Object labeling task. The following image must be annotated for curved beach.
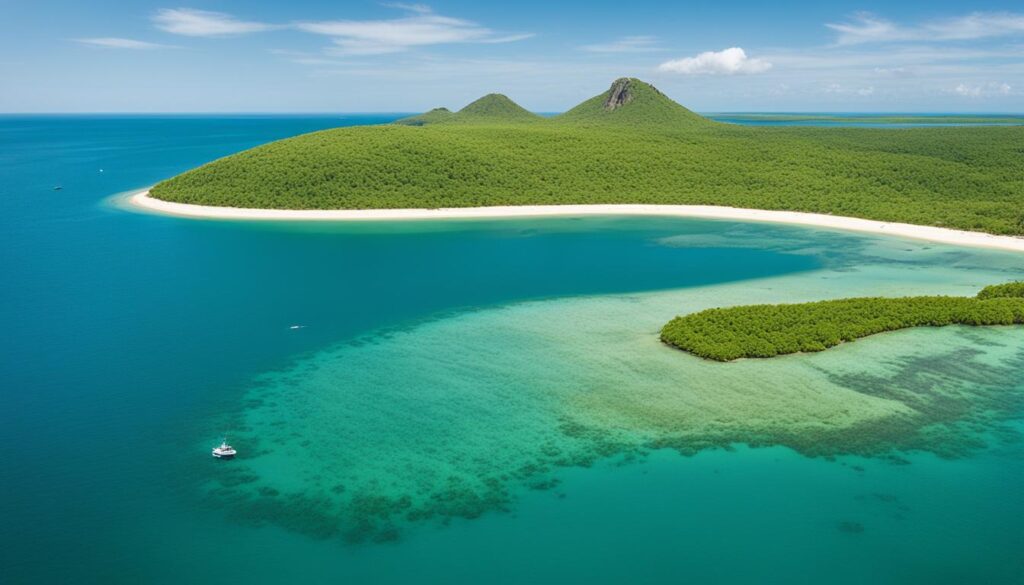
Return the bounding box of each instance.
[129,190,1024,253]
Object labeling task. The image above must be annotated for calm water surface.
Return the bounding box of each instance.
[1,115,1021,584]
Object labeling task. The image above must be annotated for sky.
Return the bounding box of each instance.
[2,0,1023,112]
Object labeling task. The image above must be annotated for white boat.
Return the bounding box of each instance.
[212,440,236,459]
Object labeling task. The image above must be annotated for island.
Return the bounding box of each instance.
[143,78,1024,237]
[660,282,1024,361]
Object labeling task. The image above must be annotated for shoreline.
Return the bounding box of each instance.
[127,190,1024,253]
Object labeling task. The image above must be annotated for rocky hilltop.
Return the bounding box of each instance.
[397,77,711,127]
[603,78,637,111]
[146,77,1023,238]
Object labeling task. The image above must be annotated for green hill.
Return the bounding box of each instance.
[395,107,454,126]
[554,78,710,127]
[459,93,538,120]
[396,93,540,125]
[149,77,1024,235]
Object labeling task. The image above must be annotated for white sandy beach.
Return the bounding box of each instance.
[128,190,1024,253]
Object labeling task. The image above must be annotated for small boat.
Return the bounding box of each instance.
[212,439,236,459]
[53,186,63,191]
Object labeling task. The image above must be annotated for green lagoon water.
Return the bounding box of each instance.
[1,116,1022,584]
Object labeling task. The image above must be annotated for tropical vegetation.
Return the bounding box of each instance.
[976,281,1024,299]
[395,93,541,126]
[151,78,1024,235]
[660,283,1024,361]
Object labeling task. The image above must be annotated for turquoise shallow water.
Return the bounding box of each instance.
[1,115,1022,584]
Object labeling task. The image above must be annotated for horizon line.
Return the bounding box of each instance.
[2,110,1023,116]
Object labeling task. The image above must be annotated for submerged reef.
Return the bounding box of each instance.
[197,313,1024,543]
[189,242,1024,544]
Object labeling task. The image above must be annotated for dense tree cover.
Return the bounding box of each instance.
[395,107,453,126]
[458,94,539,120]
[151,79,1024,235]
[977,281,1024,299]
[660,287,1024,362]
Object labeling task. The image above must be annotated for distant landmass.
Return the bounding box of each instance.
[711,113,1024,125]
[396,93,540,125]
[394,78,709,128]
[150,78,1024,235]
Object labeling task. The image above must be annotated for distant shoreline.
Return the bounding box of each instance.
[128,190,1024,252]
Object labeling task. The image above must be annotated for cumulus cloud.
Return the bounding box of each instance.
[828,11,1024,45]
[579,36,662,53]
[658,47,771,75]
[951,82,1013,97]
[74,37,169,49]
[153,8,276,37]
[954,84,983,97]
[297,11,531,55]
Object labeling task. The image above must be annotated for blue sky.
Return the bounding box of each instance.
[2,1,1023,112]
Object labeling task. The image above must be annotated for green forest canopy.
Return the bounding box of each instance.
[660,282,1024,362]
[150,78,1024,235]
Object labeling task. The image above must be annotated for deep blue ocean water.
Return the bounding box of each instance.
[1,115,1021,584]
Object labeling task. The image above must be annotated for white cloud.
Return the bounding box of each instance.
[153,8,276,37]
[147,5,530,54]
[658,47,771,75]
[821,83,876,96]
[579,36,662,53]
[296,9,532,55]
[925,12,1024,41]
[763,45,1024,71]
[873,67,908,76]
[954,83,983,97]
[827,14,902,45]
[74,37,169,50]
[380,2,433,14]
[479,34,535,44]
[828,11,1024,45]
[951,82,1013,97]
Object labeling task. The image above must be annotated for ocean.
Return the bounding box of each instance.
[1,114,1021,584]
